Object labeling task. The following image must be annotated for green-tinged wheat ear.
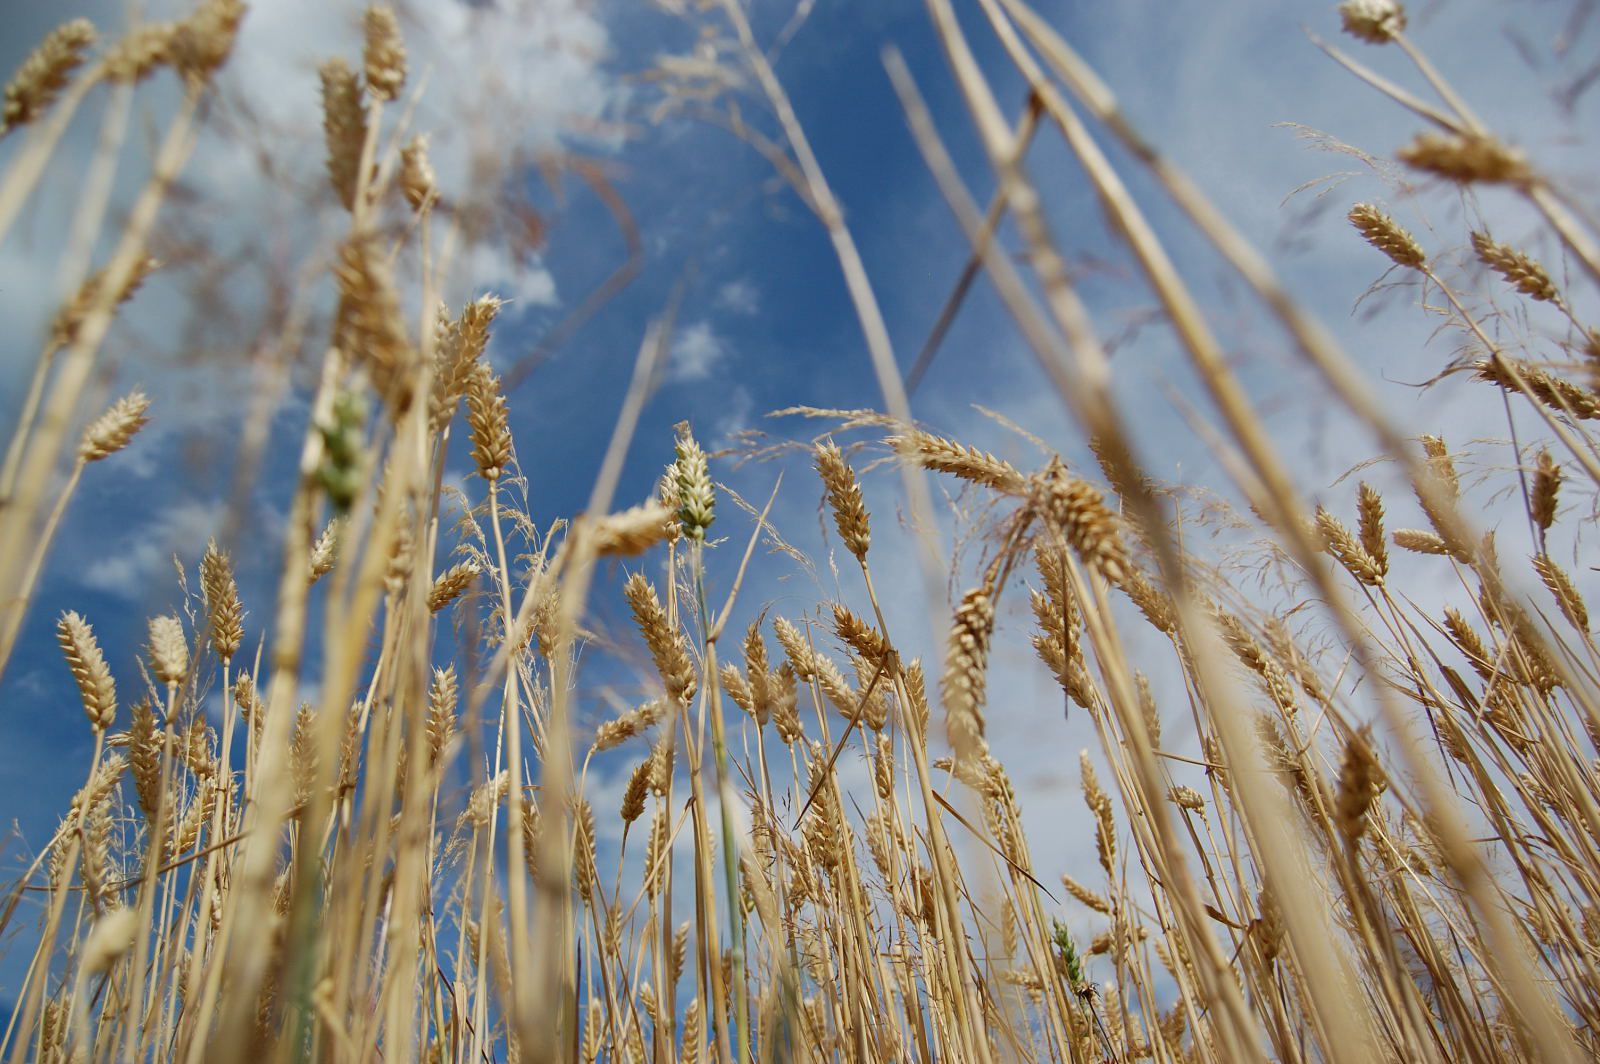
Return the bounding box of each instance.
[58,611,116,731]
[1,19,95,136]
[362,5,407,102]
[673,422,715,539]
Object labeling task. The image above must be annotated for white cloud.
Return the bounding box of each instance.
[713,279,760,315]
[77,498,225,598]
[668,319,728,381]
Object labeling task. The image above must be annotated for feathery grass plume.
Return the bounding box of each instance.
[334,237,414,413]
[1393,528,1450,555]
[320,57,367,212]
[1316,505,1383,586]
[148,615,189,688]
[1356,482,1388,579]
[51,256,160,349]
[1348,203,1426,270]
[1335,730,1384,844]
[78,391,151,463]
[200,539,244,661]
[1472,359,1600,419]
[362,5,406,101]
[309,517,341,584]
[624,572,697,704]
[427,560,480,613]
[58,611,115,731]
[942,584,996,763]
[102,22,177,83]
[1339,0,1406,43]
[890,429,1027,493]
[399,134,436,212]
[1398,132,1533,185]
[592,503,676,557]
[1039,460,1129,583]
[1079,750,1116,876]
[1,19,95,136]
[1533,554,1588,631]
[816,440,871,560]
[1532,449,1561,532]
[169,0,245,86]
[1471,231,1558,302]
[673,423,715,540]
[465,360,512,480]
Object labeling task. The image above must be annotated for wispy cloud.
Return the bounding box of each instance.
[668,319,729,381]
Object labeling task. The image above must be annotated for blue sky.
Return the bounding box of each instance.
[1,0,1596,1005]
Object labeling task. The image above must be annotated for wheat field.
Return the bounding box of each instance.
[2,0,1599,1061]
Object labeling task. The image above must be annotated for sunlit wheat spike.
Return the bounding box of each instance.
[58,611,116,731]
[1532,449,1562,532]
[1392,528,1449,556]
[1338,0,1406,44]
[889,429,1027,493]
[624,572,697,705]
[310,517,342,584]
[426,560,480,613]
[362,5,407,102]
[592,503,675,557]
[1398,132,1532,186]
[1,19,95,136]
[465,360,512,480]
[102,22,177,83]
[51,256,160,349]
[320,57,367,212]
[816,440,871,559]
[399,134,437,212]
[200,539,244,660]
[942,584,995,764]
[147,614,189,688]
[1471,231,1558,302]
[169,0,245,86]
[1038,460,1129,583]
[1347,203,1425,270]
[1533,553,1588,632]
[78,391,151,463]
[1472,359,1600,419]
[1335,730,1385,843]
[1316,506,1383,587]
